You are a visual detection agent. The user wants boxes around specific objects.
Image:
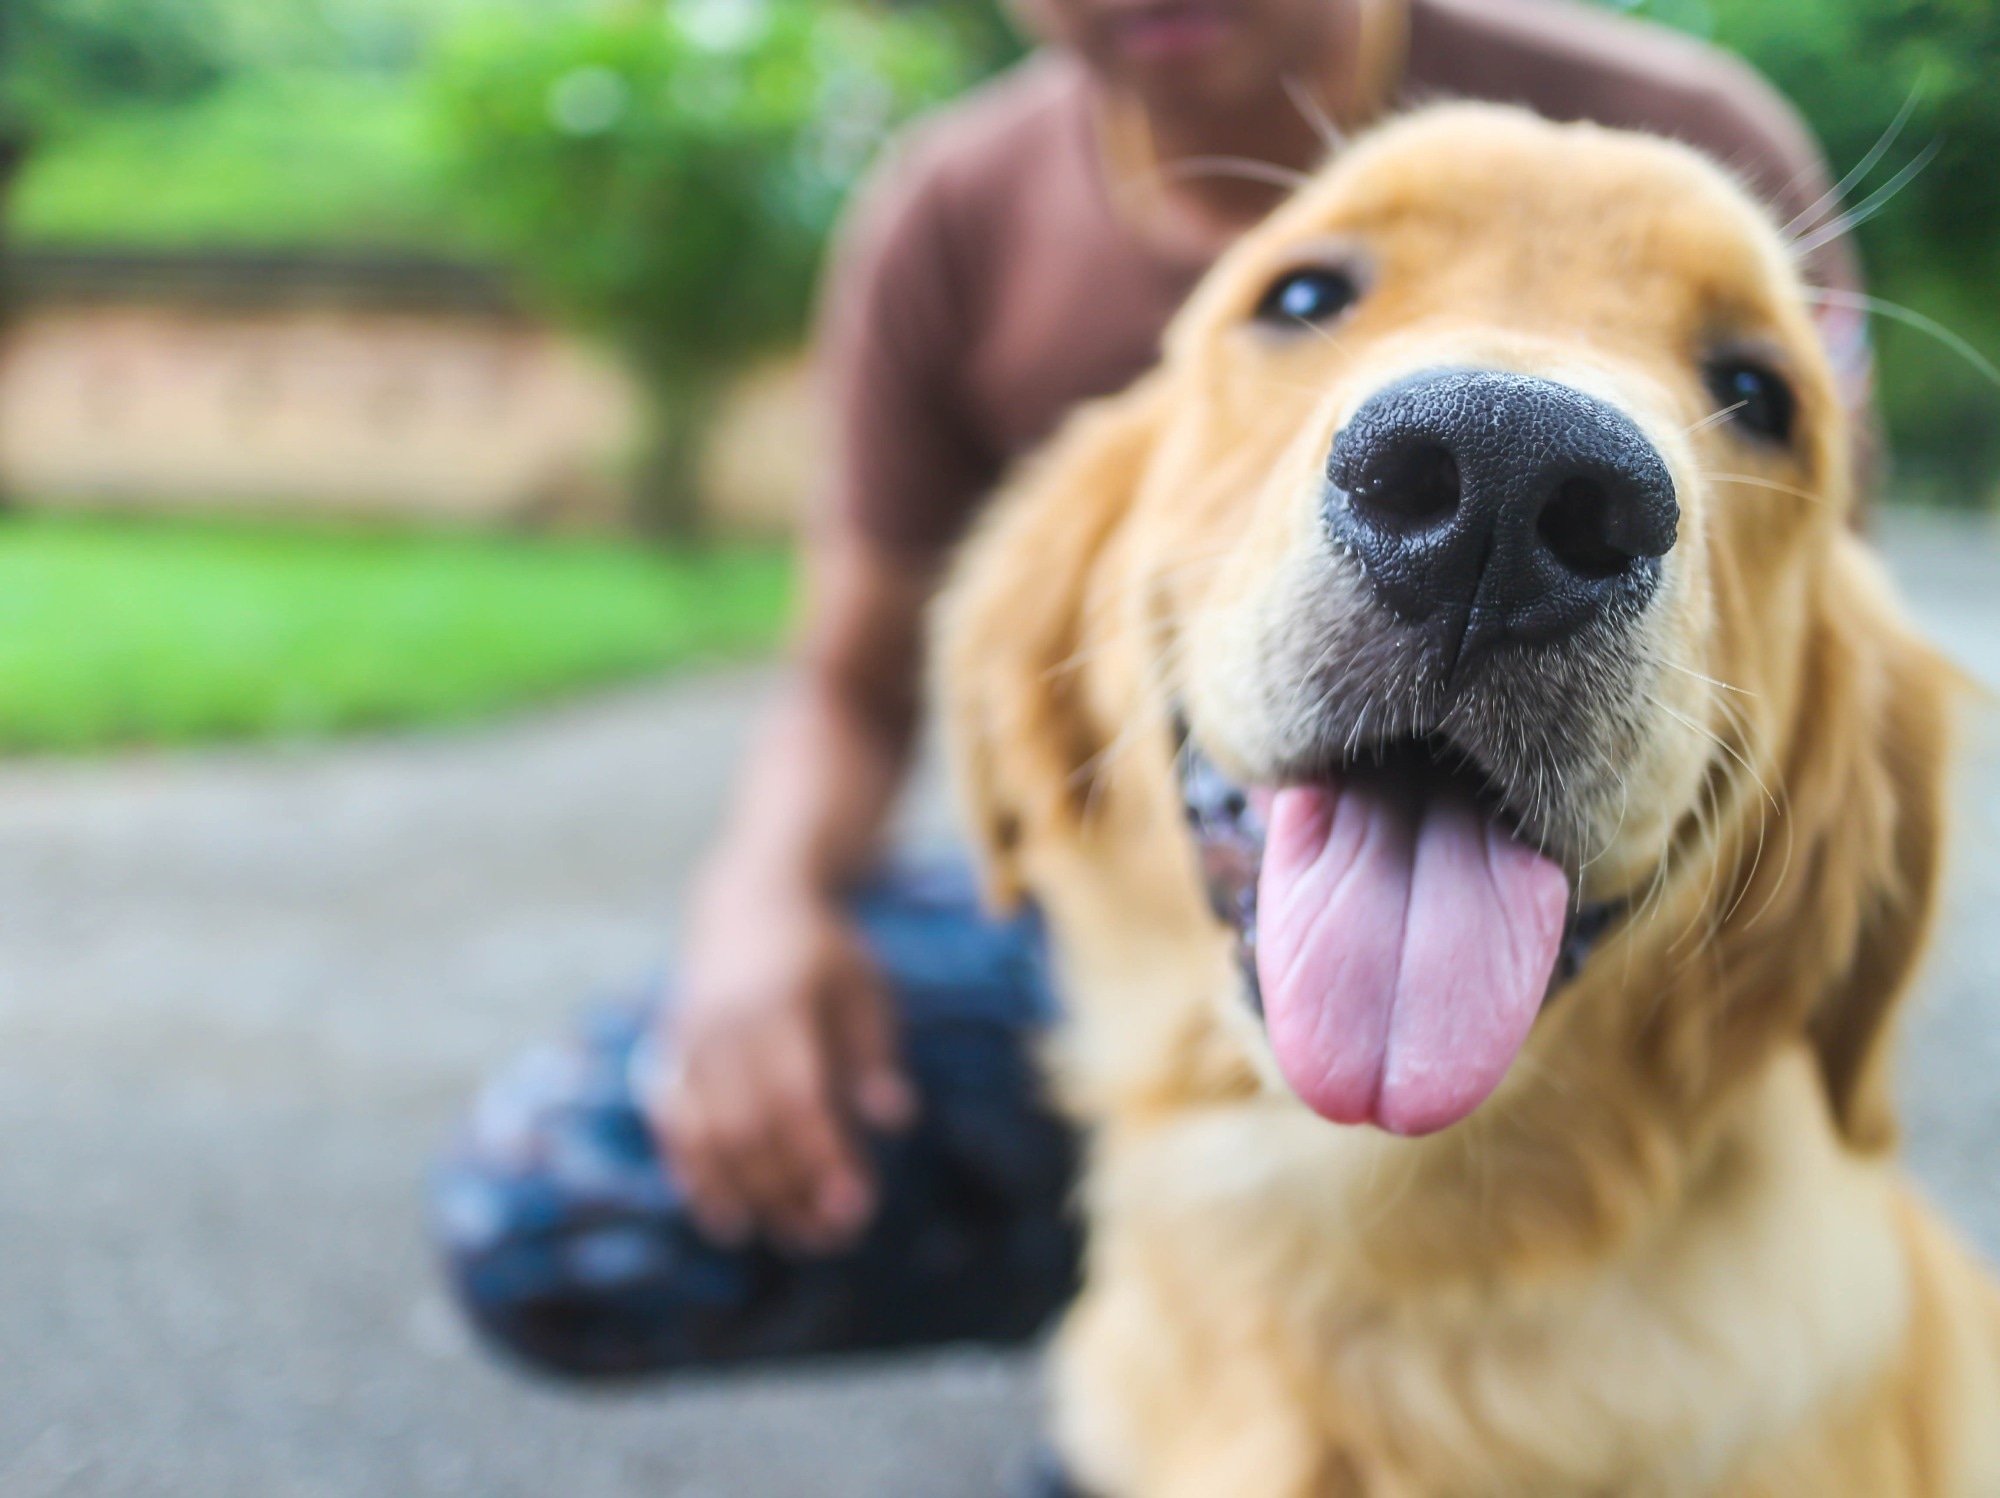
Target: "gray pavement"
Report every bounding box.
[0,512,1996,1498]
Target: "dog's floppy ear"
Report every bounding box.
[934,380,1165,907]
[1791,539,1959,1151]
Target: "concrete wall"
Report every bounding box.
[701,352,822,538]
[0,298,638,528]
[0,251,828,536]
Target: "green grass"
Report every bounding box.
[0,515,793,753]
[9,72,470,253]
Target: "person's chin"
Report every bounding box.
[1099,50,1255,114]
[1115,6,1234,65]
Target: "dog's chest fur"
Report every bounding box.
[1058,1051,1912,1498]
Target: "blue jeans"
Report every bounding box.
[431,861,1080,1379]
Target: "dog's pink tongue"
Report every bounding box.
[1257,780,1570,1135]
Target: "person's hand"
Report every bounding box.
[650,877,917,1253]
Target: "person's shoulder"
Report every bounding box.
[1411,0,1740,97]
[1406,0,1817,188]
[822,53,1087,367]
[861,51,1089,226]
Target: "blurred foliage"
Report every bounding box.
[942,0,1031,74]
[0,515,791,751]
[430,0,960,375]
[2,0,227,131]
[1,0,515,131]
[427,0,968,527]
[8,73,465,252]
[1600,0,2000,499]
[1,0,599,248]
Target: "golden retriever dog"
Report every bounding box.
[936,105,2000,1497]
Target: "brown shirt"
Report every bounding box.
[817,0,1863,553]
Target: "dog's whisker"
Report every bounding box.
[1738,780,1800,932]
[1539,729,1568,867]
[1788,135,1943,260]
[1073,689,1174,815]
[1637,676,1739,929]
[1042,636,1117,684]
[1720,767,1773,930]
[1640,681,1794,945]
[1660,658,1758,700]
[1704,471,1830,508]
[1684,401,1748,438]
[1068,622,1203,803]
[1289,623,1374,738]
[1045,552,1234,686]
[1670,765,1733,955]
[1349,1138,1427,1236]
[1645,690,1777,814]
[1694,613,1799,935]
[1626,812,1679,980]
[1342,700,1373,762]
[1507,1048,1580,1104]
[1281,72,1347,157]
[1154,541,1251,579]
[1297,317,1354,359]
[1799,287,2000,395]
[1106,553,1235,614]
[1685,674,1780,925]
[1710,685,1799,933]
[1578,763,1632,879]
[1780,87,1922,242]
[1152,154,1315,193]
[1064,628,1168,776]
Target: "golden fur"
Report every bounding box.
[936,105,2000,1497]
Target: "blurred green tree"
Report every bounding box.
[429,0,968,534]
[0,0,516,129]
[1,0,227,131]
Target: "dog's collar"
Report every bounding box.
[1179,745,1623,1020]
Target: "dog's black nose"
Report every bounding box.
[1326,368,1678,670]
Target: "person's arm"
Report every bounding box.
[649,119,997,1250]
[653,528,934,1251]
[696,529,934,937]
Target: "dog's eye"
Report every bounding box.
[1254,267,1360,328]
[1703,360,1796,444]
